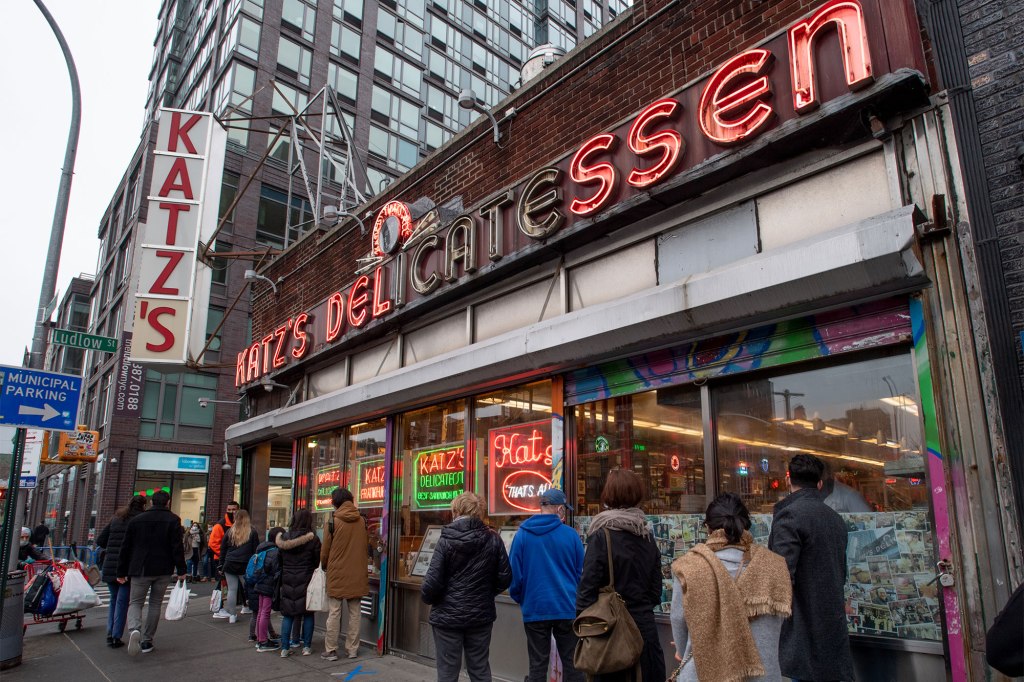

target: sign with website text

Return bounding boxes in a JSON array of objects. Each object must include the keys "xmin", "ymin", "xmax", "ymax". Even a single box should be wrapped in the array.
[
  {"xmin": 113, "ymin": 332, "xmax": 145, "ymax": 419},
  {"xmin": 242, "ymin": 0, "xmax": 927, "ymax": 388},
  {"xmin": 131, "ymin": 108, "xmax": 226, "ymax": 364},
  {"xmin": 314, "ymin": 463, "xmax": 343, "ymax": 511},
  {"xmin": 356, "ymin": 457, "xmax": 385, "ymax": 507},
  {"xmin": 488, "ymin": 419, "xmax": 554, "ymax": 515},
  {"xmin": 413, "ymin": 443, "xmax": 465, "ymax": 510}
]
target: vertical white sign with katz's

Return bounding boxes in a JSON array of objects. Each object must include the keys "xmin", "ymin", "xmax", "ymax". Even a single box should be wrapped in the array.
[{"xmin": 130, "ymin": 108, "xmax": 226, "ymax": 363}]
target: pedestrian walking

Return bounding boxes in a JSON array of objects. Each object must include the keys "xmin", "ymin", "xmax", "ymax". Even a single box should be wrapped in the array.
[
  {"xmin": 97, "ymin": 495, "xmax": 148, "ymax": 649},
  {"xmin": 214, "ymin": 508, "xmax": 259, "ymax": 623},
  {"xmin": 184, "ymin": 521, "xmax": 203, "ymax": 579},
  {"xmin": 670, "ymin": 493, "xmax": 792, "ymax": 681},
  {"xmin": 117, "ymin": 490, "xmax": 187, "ymax": 655},
  {"xmin": 208, "ymin": 500, "xmax": 239, "ymax": 566},
  {"xmin": 321, "ymin": 487, "xmax": 369, "ymax": 661},
  {"xmin": 768, "ymin": 454, "xmax": 854, "ymax": 682},
  {"xmin": 249, "ymin": 526, "xmax": 285, "ymax": 652},
  {"xmin": 509, "ymin": 488, "xmax": 585, "ymax": 682},
  {"xmin": 276, "ymin": 509, "xmax": 322, "ymax": 658},
  {"xmin": 421, "ymin": 492, "xmax": 512, "ymax": 682},
  {"xmin": 576, "ymin": 469, "xmax": 665, "ymax": 682}
]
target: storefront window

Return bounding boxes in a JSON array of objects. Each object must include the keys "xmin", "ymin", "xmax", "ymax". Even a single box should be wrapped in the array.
[
  {"xmin": 268, "ymin": 447, "xmax": 294, "ymax": 530},
  {"xmin": 134, "ymin": 471, "xmax": 208, "ymax": 526},
  {"xmin": 474, "ymin": 380, "xmax": 553, "ymax": 553},
  {"xmin": 575, "ymin": 386, "xmax": 705, "ymax": 518},
  {"xmin": 348, "ymin": 419, "xmax": 386, "ymax": 578},
  {"xmin": 395, "ymin": 400, "xmax": 466, "ymax": 581},
  {"xmin": 713, "ymin": 355, "xmax": 939, "ymax": 641},
  {"xmin": 574, "ymin": 386, "xmax": 705, "ymax": 614}
]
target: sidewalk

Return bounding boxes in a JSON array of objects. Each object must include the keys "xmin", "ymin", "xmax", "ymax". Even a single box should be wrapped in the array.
[{"xmin": 10, "ymin": 583, "xmax": 441, "ymax": 681}]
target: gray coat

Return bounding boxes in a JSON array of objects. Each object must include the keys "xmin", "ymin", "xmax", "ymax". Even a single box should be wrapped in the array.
[
  {"xmin": 768, "ymin": 488, "xmax": 854, "ymax": 682},
  {"xmin": 670, "ymin": 547, "xmax": 783, "ymax": 681}
]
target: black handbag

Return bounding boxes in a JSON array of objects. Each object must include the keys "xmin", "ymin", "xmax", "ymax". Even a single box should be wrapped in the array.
[{"xmin": 24, "ymin": 570, "xmax": 52, "ymax": 614}]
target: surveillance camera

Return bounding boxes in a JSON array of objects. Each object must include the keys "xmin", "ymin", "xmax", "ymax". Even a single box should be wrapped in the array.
[
  {"xmin": 198, "ymin": 398, "xmax": 209, "ymax": 408},
  {"xmin": 263, "ymin": 382, "xmax": 274, "ymax": 393}
]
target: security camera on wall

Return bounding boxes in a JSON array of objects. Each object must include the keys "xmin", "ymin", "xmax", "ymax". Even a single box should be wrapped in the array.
[{"xmin": 198, "ymin": 398, "xmax": 209, "ymax": 408}]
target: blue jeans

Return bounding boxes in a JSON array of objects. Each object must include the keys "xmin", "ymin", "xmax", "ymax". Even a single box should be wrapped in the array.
[
  {"xmin": 106, "ymin": 580, "xmax": 130, "ymax": 640},
  {"xmin": 202, "ymin": 550, "xmax": 215, "ymax": 579},
  {"xmin": 280, "ymin": 612, "xmax": 314, "ymax": 651}
]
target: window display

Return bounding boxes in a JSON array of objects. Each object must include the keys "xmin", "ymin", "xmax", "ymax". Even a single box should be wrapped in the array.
[
  {"xmin": 395, "ymin": 400, "xmax": 466, "ymax": 581},
  {"xmin": 348, "ymin": 419, "xmax": 386, "ymax": 578}
]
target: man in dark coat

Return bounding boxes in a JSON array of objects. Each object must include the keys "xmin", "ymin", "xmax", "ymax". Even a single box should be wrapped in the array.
[
  {"xmin": 117, "ymin": 490, "xmax": 187, "ymax": 656},
  {"xmin": 769, "ymin": 454, "xmax": 854, "ymax": 682}
]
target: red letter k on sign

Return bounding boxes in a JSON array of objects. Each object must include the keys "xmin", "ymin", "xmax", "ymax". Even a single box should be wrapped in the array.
[{"xmin": 168, "ymin": 112, "xmax": 202, "ymax": 154}]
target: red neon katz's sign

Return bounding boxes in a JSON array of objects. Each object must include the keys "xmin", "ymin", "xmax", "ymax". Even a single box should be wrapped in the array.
[
  {"xmin": 488, "ymin": 420, "xmax": 554, "ymax": 515},
  {"xmin": 356, "ymin": 458, "xmax": 385, "ymax": 507}
]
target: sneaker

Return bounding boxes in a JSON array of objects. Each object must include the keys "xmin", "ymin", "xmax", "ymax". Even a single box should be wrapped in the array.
[
  {"xmin": 247, "ymin": 635, "xmax": 257, "ymax": 643},
  {"xmin": 291, "ymin": 639, "xmax": 302, "ymax": 649},
  {"xmin": 106, "ymin": 635, "xmax": 113, "ymax": 645},
  {"xmin": 212, "ymin": 610, "xmax": 232, "ymax": 619},
  {"xmin": 239, "ymin": 606, "xmax": 253, "ymax": 615},
  {"xmin": 110, "ymin": 639, "xmax": 124, "ymax": 649},
  {"xmin": 127, "ymin": 630, "xmax": 141, "ymax": 656},
  {"xmin": 228, "ymin": 615, "xmax": 237, "ymax": 624},
  {"xmin": 321, "ymin": 650, "xmax": 338, "ymax": 661},
  {"xmin": 280, "ymin": 649, "xmax": 292, "ymax": 658},
  {"xmin": 267, "ymin": 638, "xmax": 281, "ymax": 647},
  {"xmin": 140, "ymin": 643, "xmax": 154, "ymax": 654},
  {"xmin": 347, "ymin": 651, "xmax": 358, "ymax": 659},
  {"xmin": 302, "ymin": 647, "xmax": 313, "ymax": 656},
  {"xmin": 256, "ymin": 642, "xmax": 280, "ymax": 652}
]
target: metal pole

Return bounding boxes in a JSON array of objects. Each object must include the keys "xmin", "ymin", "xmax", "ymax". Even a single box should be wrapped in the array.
[
  {"xmin": 28, "ymin": 0, "xmax": 82, "ymax": 371},
  {"xmin": 0, "ymin": 429, "xmax": 27, "ymax": 611}
]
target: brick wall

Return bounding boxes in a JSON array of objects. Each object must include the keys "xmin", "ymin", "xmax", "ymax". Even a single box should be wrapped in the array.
[
  {"xmin": 251, "ymin": 0, "xmax": 838, "ymax": 339},
  {"xmin": 957, "ymin": 0, "xmax": 1024, "ymax": 383}
]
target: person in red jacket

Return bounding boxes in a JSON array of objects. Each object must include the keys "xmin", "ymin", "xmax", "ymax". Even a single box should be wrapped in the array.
[{"xmin": 208, "ymin": 500, "xmax": 239, "ymax": 563}]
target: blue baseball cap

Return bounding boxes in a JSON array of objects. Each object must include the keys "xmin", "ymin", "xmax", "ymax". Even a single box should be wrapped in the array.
[{"xmin": 539, "ymin": 488, "xmax": 573, "ymax": 511}]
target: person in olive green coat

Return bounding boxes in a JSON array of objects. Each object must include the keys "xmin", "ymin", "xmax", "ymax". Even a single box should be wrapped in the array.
[{"xmin": 320, "ymin": 487, "xmax": 369, "ymax": 661}]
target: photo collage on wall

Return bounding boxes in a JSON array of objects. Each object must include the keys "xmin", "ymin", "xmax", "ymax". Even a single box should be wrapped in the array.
[
  {"xmin": 574, "ymin": 509, "xmax": 941, "ymax": 642},
  {"xmin": 843, "ymin": 510, "xmax": 941, "ymax": 641}
]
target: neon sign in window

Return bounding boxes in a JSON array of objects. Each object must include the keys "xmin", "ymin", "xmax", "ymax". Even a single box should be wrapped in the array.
[
  {"xmin": 412, "ymin": 443, "xmax": 465, "ymax": 510},
  {"xmin": 488, "ymin": 419, "xmax": 554, "ymax": 515},
  {"xmin": 314, "ymin": 464, "xmax": 343, "ymax": 511},
  {"xmin": 356, "ymin": 457, "xmax": 386, "ymax": 507}
]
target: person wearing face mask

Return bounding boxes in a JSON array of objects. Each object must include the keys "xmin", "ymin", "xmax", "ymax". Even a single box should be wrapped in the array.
[
  {"xmin": 18, "ymin": 527, "xmax": 44, "ymax": 568},
  {"xmin": 185, "ymin": 521, "xmax": 203, "ymax": 579},
  {"xmin": 209, "ymin": 501, "xmax": 239, "ymax": 568}
]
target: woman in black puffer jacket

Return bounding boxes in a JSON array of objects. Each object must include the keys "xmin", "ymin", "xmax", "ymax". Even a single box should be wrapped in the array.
[
  {"xmin": 217, "ymin": 509, "xmax": 259, "ymax": 623},
  {"xmin": 96, "ymin": 495, "xmax": 148, "ymax": 648},
  {"xmin": 421, "ymin": 492, "xmax": 512, "ymax": 682},
  {"xmin": 275, "ymin": 509, "xmax": 321, "ymax": 657}
]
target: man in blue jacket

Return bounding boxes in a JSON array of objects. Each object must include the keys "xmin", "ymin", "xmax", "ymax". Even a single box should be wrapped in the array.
[{"xmin": 509, "ymin": 488, "xmax": 585, "ymax": 682}]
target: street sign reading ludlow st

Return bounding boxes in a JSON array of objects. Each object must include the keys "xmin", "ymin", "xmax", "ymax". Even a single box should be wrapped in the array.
[
  {"xmin": 50, "ymin": 327, "xmax": 118, "ymax": 353},
  {"xmin": 0, "ymin": 365, "xmax": 82, "ymax": 432}
]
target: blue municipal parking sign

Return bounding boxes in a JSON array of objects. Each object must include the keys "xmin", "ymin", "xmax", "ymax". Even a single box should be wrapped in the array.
[{"xmin": 0, "ymin": 365, "xmax": 82, "ymax": 432}]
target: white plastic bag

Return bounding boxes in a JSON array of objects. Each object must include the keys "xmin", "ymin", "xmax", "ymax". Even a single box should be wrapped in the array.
[
  {"xmin": 165, "ymin": 579, "xmax": 189, "ymax": 621},
  {"xmin": 210, "ymin": 587, "xmax": 223, "ymax": 613},
  {"xmin": 306, "ymin": 566, "xmax": 327, "ymax": 612},
  {"xmin": 53, "ymin": 568, "xmax": 100, "ymax": 614}
]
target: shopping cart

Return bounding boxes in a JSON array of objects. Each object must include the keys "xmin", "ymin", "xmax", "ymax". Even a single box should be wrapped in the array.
[{"xmin": 22, "ymin": 560, "xmax": 92, "ymax": 633}]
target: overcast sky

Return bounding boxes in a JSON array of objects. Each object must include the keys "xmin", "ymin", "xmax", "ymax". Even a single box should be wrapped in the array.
[{"xmin": 0, "ymin": 0, "xmax": 161, "ymax": 368}]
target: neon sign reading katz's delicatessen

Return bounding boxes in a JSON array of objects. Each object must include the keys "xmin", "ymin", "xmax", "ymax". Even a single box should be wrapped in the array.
[{"xmin": 237, "ymin": 0, "xmax": 925, "ymax": 388}]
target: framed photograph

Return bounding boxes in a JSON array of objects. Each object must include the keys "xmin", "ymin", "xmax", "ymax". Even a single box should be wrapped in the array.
[
  {"xmin": 577, "ymin": 480, "xmax": 586, "ymax": 496},
  {"xmin": 409, "ymin": 525, "xmax": 444, "ymax": 577}
]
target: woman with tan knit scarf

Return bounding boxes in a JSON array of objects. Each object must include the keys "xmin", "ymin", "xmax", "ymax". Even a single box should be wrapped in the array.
[{"xmin": 670, "ymin": 493, "xmax": 792, "ymax": 682}]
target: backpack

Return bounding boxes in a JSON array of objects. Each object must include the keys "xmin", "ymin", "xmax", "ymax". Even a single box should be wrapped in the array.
[
  {"xmin": 572, "ymin": 527, "xmax": 644, "ymax": 676},
  {"xmin": 245, "ymin": 547, "xmax": 277, "ymax": 584}
]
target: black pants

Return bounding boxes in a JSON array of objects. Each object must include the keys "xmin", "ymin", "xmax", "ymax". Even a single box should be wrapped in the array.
[
  {"xmin": 433, "ymin": 623, "xmax": 493, "ymax": 682},
  {"xmin": 524, "ymin": 619, "xmax": 585, "ymax": 682}
]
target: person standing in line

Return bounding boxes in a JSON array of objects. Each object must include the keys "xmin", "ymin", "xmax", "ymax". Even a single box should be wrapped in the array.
[
  {"xmin": 208, "ymin": 500, "xmax": 238, "ymax": 571},
  {"xmin": 249, "ymin": 526, "xmax": 285, "ymax": 652},
  {"xmin": 509, "ymin": 488, "xmax": 585, "ymax": 682},
  {"xmin": 768, "ymin": 454, "xmax": 854, "ymax": 682},
  {"xmin": 97, "ymin": 495, "xmax": 148, "ymax": 648},
  {"xmin": 670, "ymin": 493, "xmax": 792, "ymax": 681},
  {"xmin": 576, "ymin": 469, "xmax": 665, "ymax": 682},
  {"xmin": 276, "ymin": 509, "xmax": 322, "ymax": 658},
  {"xmin": 117, "ymin": 490, "xmax": 187, "ymax": 655},
  {"xmin": 214, "ymin": 508, "xmax": 259, "ymax": 623},
  {"xmin": 184, "ymin": 521, "xmax": 203, "ymax": 580},
  {"xmin": 321, "ymin": 487, "xmax": 369, "ymax": 661},
  {"xmin": 421, "ymin": 492, "xmax": 512, "ymax": 682}
]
